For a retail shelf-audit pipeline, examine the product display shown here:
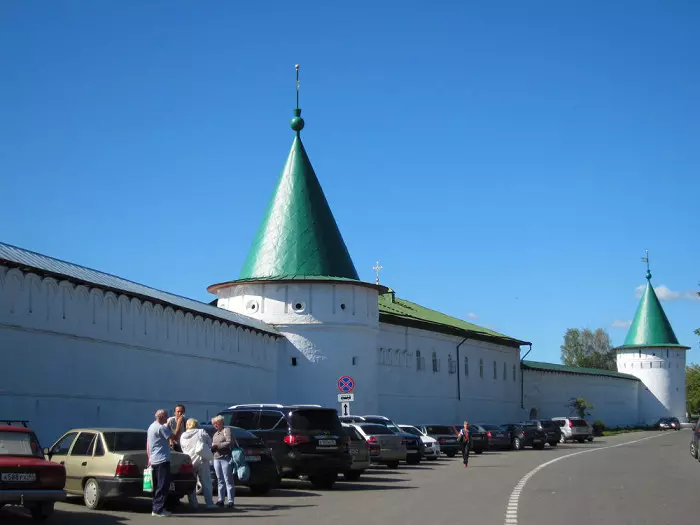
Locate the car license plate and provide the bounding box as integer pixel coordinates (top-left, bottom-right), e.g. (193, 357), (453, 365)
(245, 456), (261, 462)
(349, 448), (358, 456)
(318, 439), (336, 446)
(1, 472), (36, 482)
(533, 439), (542, 443)
(169, 482), (176, 491)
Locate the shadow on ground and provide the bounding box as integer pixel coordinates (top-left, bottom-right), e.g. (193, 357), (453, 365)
(2, 505), (129, 524)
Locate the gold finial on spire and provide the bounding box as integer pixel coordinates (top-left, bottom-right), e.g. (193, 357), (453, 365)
(373, 260), (384, 285)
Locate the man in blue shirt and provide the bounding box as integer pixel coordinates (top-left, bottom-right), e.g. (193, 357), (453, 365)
(147, 409), (173, 517)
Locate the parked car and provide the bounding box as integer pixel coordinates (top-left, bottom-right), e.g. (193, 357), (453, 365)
(502, 422), (546, 449)
(356, 416), (422, 464)
(655, 417), (681, 431)
(524, 419), (561, 446)
(398, 425), (441, 460)
(349, 423), (406, 469)
(341, 424), (370, 481)
(0, 420), (66, 521)
(417, 425), (459, 457)
(46, 428), (196, 510)
(479, 424), (512, 450)
(689, 423), (700, 459)
(552, 417), (591, 443)
(199, 425), (280, 495)
(217, 404), (351, 489)
(499, 424), (526, 450)
(465, 423), (488, 454)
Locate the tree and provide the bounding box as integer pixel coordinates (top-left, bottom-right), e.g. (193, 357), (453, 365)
(560, 328), (617, 371)
(686, 364), (700, 416)
(568, 397), (595, 418)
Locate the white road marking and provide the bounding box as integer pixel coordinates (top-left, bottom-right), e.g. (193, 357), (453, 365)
(503, 433), (670, 525)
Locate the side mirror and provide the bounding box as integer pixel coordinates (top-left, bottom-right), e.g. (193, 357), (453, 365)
(43, 448), (51, 457)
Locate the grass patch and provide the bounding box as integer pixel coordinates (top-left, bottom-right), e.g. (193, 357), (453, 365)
(601, 425), (655, 436)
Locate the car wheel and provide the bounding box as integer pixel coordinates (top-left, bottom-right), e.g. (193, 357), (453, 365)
(512, 438), (521, 450)
(690, 441), (697, 459)
(386, 461), (400, 469)
(309, 472), (337, 489)
(248, 483), (271, 495)
(475, 449), (483, 455)
(30, 502), (54, 522)
(549, 441), (558, 447)
(577, 438), (585, 443)
(406, 457), (421, 465)
(535, 443), (545, 450)
(587, 437), (593, 442)
(83, 478), (103, 510)
(343, 470), (363, 482)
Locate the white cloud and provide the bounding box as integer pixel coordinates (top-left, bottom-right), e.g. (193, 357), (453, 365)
(611, 320), (632, 329)
(635, 284), (699, 302)
(467, 312), (478, 320)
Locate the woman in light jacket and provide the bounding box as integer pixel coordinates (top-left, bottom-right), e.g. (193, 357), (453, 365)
(179, 419), (216, 509)
(210, 415), (236, 508)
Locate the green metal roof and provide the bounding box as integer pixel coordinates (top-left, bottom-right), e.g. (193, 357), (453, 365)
(522, 360), (640, 381)
(378, 293), (529, 348)
(619, 270), (689, 349)
(238, 108), (360, 282)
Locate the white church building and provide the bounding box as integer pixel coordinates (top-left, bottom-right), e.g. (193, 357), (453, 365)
(0, 101), (689, 444)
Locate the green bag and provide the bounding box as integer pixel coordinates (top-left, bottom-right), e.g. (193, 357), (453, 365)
(143, 467), (153, 493)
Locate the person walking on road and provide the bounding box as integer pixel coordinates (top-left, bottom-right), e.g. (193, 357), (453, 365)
(180, 419), (216, 510)
(210, 415), (236, 509)
(147, 409), (173, 517)
(458, 421), (470, 468)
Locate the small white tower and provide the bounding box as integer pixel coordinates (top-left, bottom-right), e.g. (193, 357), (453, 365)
(615, 260), (690, 423)
(208, 68), (385, 414)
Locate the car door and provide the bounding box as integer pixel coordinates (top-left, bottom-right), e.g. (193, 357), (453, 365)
(47, 431), (79, 491)
(64, 432), (97, 492)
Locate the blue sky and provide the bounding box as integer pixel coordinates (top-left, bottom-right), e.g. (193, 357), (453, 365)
(1, 1), (698, 365)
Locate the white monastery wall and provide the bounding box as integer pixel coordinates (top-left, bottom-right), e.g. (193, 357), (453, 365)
(617, 347), (687, 423)
(522, 369), (640, 427)
(376, 323), (521, 425)
(0, 265), (279, 444)
(216, 281), (380, 415)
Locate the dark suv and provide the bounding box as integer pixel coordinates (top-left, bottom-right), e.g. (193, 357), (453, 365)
(526, 419), (561, 446)
(217, 405), (351, 489)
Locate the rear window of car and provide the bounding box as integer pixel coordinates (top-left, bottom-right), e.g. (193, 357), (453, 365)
(359, 424), (394, 435)
(0, 431), (43, 458)
(399, 426), (422, 436)
(571, 420), (588, 427)
(539, 421), (557, 429)
(102, 432), (147, 452)
(289, 410), (342, 433)
(425, 426), (455, 434)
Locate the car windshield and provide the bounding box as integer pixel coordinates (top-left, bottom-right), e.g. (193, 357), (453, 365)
(425, 426), (455, 434)
(0, 431), (44, 458)
(359, 424), (394, 435)
(290, 410), (342, 433)
(400, 426), (422, 436)
(102, 431), (147, 452)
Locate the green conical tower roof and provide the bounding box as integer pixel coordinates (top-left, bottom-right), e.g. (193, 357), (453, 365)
(237, 107), (360, 281)
(619, 269), (688, 349)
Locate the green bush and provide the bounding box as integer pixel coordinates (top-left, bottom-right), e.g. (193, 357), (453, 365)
(592, 420), (605, 435)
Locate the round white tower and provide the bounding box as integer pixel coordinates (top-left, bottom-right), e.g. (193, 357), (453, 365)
(208, 87), (385, 415)
(615, 265), (690, 424)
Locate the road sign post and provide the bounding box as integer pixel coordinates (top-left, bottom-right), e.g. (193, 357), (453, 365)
(340, 402), (351, 416)
(337, 376), (355, 393)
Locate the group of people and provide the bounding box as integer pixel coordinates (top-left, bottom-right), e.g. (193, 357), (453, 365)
(146, 405), (238, 517)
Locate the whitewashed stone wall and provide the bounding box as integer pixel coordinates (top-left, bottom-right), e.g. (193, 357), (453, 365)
(216, 281), (380, 415)
(376, 323), (522, 426)
(617, 347), (688, 423)
(0, 265), (279, 444)
(522, 368), (640, 427)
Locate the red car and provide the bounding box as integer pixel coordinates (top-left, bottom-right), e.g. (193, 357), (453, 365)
(0, 420), (66, 521)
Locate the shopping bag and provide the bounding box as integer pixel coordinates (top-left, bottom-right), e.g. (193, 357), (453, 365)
(143, 467), (153, 493)
(230, 447), (250, 483)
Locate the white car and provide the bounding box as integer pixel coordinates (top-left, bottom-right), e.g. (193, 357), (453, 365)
(398, 424), (441, 460)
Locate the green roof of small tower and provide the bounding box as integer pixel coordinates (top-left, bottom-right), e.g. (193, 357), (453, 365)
(619, 267), (689, 349)
(238, 69), (360, 281)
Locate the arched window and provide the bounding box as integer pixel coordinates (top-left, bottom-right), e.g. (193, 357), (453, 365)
(432, 351), (439, 372)
(479, 359), (484, 378)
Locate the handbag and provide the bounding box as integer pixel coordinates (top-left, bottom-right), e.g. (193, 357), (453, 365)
(142, 467), (153, 493)
(229, 439), (250, 483)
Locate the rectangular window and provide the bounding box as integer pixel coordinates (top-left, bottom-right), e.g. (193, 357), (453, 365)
(512, 364), (516, 382)
(479, 359), (484, 378)
(493, 360), (497, 379)
(503, 362), (506, 380)
(432, 352), (440, 373)
(464, 356), (469, 377)
(352, 356), (358, 366)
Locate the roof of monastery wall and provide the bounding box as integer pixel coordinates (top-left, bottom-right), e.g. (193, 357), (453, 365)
(0, 242), (279, 337)
(522, 360), (640, 381)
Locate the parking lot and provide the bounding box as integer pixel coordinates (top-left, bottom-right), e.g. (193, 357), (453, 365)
(3, 429), (695, 525)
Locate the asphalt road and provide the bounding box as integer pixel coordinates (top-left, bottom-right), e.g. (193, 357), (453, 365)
(1, 430), (692, 525)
